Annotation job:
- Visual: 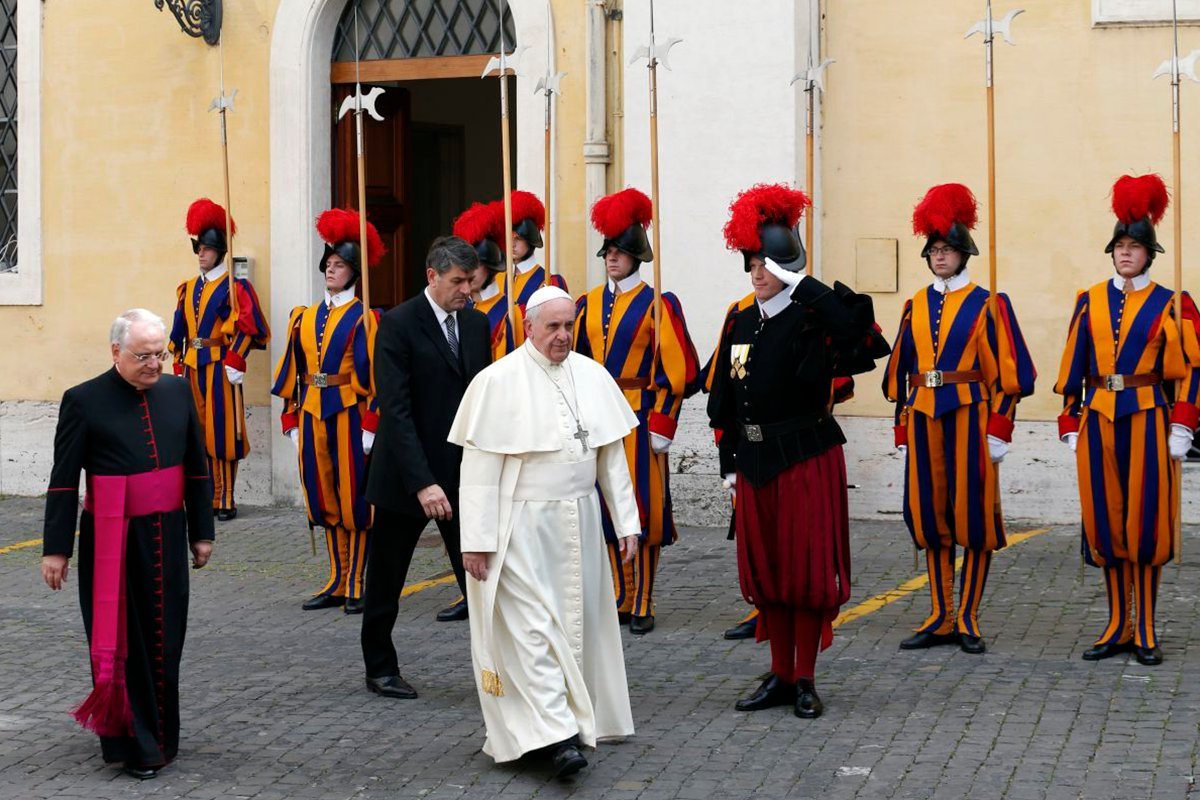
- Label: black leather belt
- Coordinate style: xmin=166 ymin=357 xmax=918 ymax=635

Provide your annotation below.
xmin=742 ymin=414 xmax=830 ymax=443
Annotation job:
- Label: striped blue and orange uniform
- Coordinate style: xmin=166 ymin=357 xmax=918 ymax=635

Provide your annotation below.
xmin=475 ymin=278 xmax=526 ymax=361
xmin=271 ymin=298 xmax=379 ymax=602
xmin=1055 ymin=280 xmax=1200 ymax=650
xmin=512 ymin=260 xmax=568 ymax=309
xmin=883 ymin=282 xmax=1036 ymax=638
xmin=168 ymin=269 xmax=270 ymax=510
xmin=574 ymin=277 xmax=700 ymax=617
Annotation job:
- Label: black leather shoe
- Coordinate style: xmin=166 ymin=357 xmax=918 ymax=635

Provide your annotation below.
xmin=617 ymin=611 xmax=632 ymax=625
xmin=551 ymin=743 xmax=588 ymax=778
xmin=1135 ymin=646 xmax=1163 ymax=666
xmin=123 ymin=764 xmax=159 ymax=780
xmin=216 ymin=507 xmax=238 ymax=522
xmin=899 ymin=631 xmax=959 ymax=650
xmin=735 ymin=674 xmax=796 ymax=711
xmin=436 ymin=597 xmax=468 ymax=622
xmin=344 ymin=597 xmax=365 ymax=615
xmin=794 ymin=679 xmax=823 ymax=719
xmin=629 ymin=614 xmax=655 ymax=635
xmin=1081 ymin=641 xmax=1132 ymax=661
xmin=724 ymin=617 xmax=758 ymax=640
xmin=365 ymin=674 xmax=418 ymax=699
xmin=302 ymin=594 xmax=345 ymax=611
xmin=959 ymin=634 xmax=987 ymax=655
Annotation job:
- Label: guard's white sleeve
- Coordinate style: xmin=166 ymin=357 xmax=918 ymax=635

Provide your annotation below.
xmin=596 ymin=441 xmax=641 ymax=538
xmin=458 ymin=446 xmax=505 ymax=553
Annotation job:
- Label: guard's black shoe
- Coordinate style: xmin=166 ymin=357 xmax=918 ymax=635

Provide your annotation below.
xmin=959 ymin=634 xmax=987 ymax=655
xmin=735 ymin=674 xmax=796 ymax=712
xmin=899 ymin=631 xmax=959 ymax=650
xmin=216 ymin=507 xmax=238 ymax=522
xmin=551 ymin=743 xmax=588 ymax=778
xmin=436 ymin=597 xmax=468 ymax=622
xmin=302 ymin=594 xmax=345 ymax=611
xmin=123 ymin=764 xmax=159 ymax=780
xmin=343 ymin=597 xmax=365 ymax=615
xmin=794 ymin=679 xmax=823 ymax=719
xmin=1081 ymin=641 xmax=1131 ymax=661
xmin=724 ymin=617 xmax=758 ymax=640
xmin=1135 ymin=646 xmax=1163 ymax=666
xmin=629 ymin=614 xmax=655 ymax=635
xmin=365 ymin=674 xmax=418 ymax=699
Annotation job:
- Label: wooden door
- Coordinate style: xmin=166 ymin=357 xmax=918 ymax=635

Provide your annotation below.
xmin=333 ymin=85 xmax=411 ymax=309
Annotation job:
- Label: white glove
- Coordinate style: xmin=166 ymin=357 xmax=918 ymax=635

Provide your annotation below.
xmin=650 ymin=433 xmax=672 ymax=454
xmin=1169 ymin=424 xmax=1193 ymax=461
xmin=286 ymin=429 xmax=299 ymax=450
xmin=764 ymin=257 xmax=806 ymax=288
xmin=722 ymin=473 xmax=737 ymax=500
xmin=362 ymin=430 xmax=376 ymax=456
xmin=224 ymin=365 xmax=245 ymax=385
xmin=896 ymin=445 xmax=908 ymax=458
xmin=987 ymin=435 xmax=1009 ymax=464
xmin=1062 ymin=432 xmax=1078 ymax=453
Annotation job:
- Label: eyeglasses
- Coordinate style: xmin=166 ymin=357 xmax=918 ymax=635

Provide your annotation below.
xmin=125 ymin=350 xmax=171 ymax=363
xmin=927 ymin=246 xmax=958 ymax=257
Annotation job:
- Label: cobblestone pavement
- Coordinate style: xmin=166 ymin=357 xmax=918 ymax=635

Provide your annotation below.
xmin=2 ymin=496 xmax=1200 ymax=799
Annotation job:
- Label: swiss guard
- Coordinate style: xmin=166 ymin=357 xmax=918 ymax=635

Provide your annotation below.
xmin=168 ymin=198 xmax=270 ymax=521
xmin=271 ymin=209 xmax=382 ymax=615
xmin=507 ymin=189 xmax=568 ymax=306
xmin=882 ymin=183 xmax=1036 ymax=655
xmin=708 ymin=183 xmax=889 ymax=718
xmin=455 ymin=201 xmax=523 ymax=360
xmin=1054 ymin=174 xmax=1200 ymax=666
xmin=573 ymin=187 xmax=700 ymax=634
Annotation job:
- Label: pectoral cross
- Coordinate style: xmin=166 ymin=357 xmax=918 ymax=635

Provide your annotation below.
xmin=573 ymin=422 xmax=591 ymax=452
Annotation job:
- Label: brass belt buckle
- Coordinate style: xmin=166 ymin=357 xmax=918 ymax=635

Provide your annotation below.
xmin=190 ymin=337 xmax=205 ymax=349
xmin=923 ymin=370 xmax=944 ymax=388
xmin=311 ymin=373 xmax=329 ymax=388
xmin=1105 ymin=374 xmax=1125 ymax=391
xmin=744 ymin=424 xmax=763 ymax=443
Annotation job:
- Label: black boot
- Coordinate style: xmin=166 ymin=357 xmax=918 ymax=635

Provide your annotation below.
xmin=899 ymin=631 xmax=959 ymax=650
xmin=1081 ymin=640 xmax=1132 ymax=661
xmin=550 ymin=738 xmax=588 ymax=778
xmin=436 ymin=597 xmax=468 ymax=622
xmin=302 ymin=594 xmax=345 ymax=611
xmin=724 ymin=616 xmax=758 ymax=640
xmin=735 ymin=674 xmax=796 ymax=711
xmin=794 ymin=679 xmax=823 ymax=719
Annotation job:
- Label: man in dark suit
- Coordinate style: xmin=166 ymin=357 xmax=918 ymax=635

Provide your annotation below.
xmin=361 ymin=236 xmax=492 ymax=699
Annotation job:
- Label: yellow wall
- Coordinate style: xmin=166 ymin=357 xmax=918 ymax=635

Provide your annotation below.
xmin=547 ymin=0 xmax=589 ymax=295
xmin=822 ymin=0 xmax=1200 ymax=420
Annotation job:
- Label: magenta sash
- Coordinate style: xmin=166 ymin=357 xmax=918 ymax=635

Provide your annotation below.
xmin=72 ymin=464 xmax=185 ymax=737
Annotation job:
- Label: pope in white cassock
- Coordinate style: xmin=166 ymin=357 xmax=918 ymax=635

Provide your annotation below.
xmin=448 ymin=285 xmax=641 ymax=778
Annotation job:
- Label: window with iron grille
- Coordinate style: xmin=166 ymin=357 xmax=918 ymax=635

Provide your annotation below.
xmin=332 ymin=0 xmax=516 ymax=62
xmin=0 ymin=0 xmax=15 ymax=274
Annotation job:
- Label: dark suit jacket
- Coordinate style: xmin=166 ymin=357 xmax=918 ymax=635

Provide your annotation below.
xmin=366 ymin=292 xmax=491 ymax=517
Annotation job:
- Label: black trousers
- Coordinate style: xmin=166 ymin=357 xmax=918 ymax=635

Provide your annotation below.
xmin=360 ymin=505 xmax=468 ymax=678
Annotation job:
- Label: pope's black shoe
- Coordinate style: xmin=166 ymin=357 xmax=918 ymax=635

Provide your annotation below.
xmin=735 ymin=674 xmax=796 ymax=712
xmin=216 ymin=507 xmax=238 ymax=522
xmin=899 ymin=631 xmax=959 ymax=650
xmin=724 ymin=616 xmax=758 ymax=640
xmin=1081 ymin=640 xmax=1131 ymax=661
xmin=959 ymin=634 xmax=987 ymax=655
xmin=629 ymin=614 xmax=655 ymax=635
xmin=436 ymin=597 xmax=469 ymax=622
xmin=365 ymin=674 xmax=418 ymax=699
xmin=302 ymin=594 xmax=345 ymax=611
xmin=794 ymin=679 xmax=823 ymax=719
xmin=123 ymin=764 xmax=159 ymax=780
xmin=343 ymin=597 xmax=365 ymax=615
xmin=1135 ymin=645 xmax=1163 ymax=666
xmin=551 ymin=741 xmax=588 ymax=778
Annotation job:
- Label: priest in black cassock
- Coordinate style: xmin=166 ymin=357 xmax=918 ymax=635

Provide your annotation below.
xmin=41 ymin=308 xmax=214 ymax=780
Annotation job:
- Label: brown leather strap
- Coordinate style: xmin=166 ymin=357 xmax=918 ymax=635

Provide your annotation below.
xmin=908 ymin=369 xmax=984 ymax=389
xmin=189 ymin=336 xmax=224 ymax=349
xmin=615 ymin=377 xmax=651 ymax=391
xmin=301 ymin=372 xmax=352 ymax=387
xmin=1087 ymin=373 xmax=1161 ymax=390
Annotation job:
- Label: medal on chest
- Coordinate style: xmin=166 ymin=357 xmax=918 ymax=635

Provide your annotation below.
xmin=730 ymin=343 xmax=751 ymax=380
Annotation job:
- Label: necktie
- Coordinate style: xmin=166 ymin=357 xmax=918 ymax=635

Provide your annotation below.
xmin=1122 ymin=278 xmax=1135 ymax=294
xmin=444 ymin=315 xmax=459 ymax=358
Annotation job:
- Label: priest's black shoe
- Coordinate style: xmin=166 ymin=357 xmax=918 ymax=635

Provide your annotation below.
xmin=216 ymin=507 xmax=238 ymax=522
xmin=344 ymin=597 xmax=365 ymax=615
xmin=365 ymin=674 xmax=418 ymax=699
xmin=302 ymin=594 xmax=345 ymax=611
xmin=1135 ymin=645 xmax=1163 ymax=666
xmin=551 ymin=742 xmax=588 ymax=778
xmin=1081 ymin=640 xmax=1131 ymax=661
xmin=724 ymin=617 xmax=758 ymax=640
xmin=436 ymin=597 xmax=468 ymax=622
xmin=794 ymin=679 xmax=823 ymax=719
xmin=629 ymin=614 xmax=655 ymax=635
xmin=959 ymin=634 xmax=987 ymax=655
xmin=123 ymin=764 xmax=159 ymax=780
xmin=735 ymin=674 xmax=796 ymax=711
xmin=617 ymin=611 xmax=632 ymax=625
xmin=899 ymin=631 xmax=958 ymax=650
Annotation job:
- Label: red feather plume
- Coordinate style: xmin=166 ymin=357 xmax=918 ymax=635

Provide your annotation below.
xmin=1111 ymin=174 xmax=1169 ymax=225
xmin=509 ymin=190 xmax=545 ymax=231
xmin=186 ymin=198 xmax=236 ymax=237
xmin=591 ymin=188 xmax=652 ymax=239
xmin=453 ymin=202 xmax=502 ymax=246
xmin=722 ymin=183 xmax=810 ymax=252
xmin=911 ymin=183 xmax=978 ymax=239
xmin=316 ymin=208 xmax=386 ymax=268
